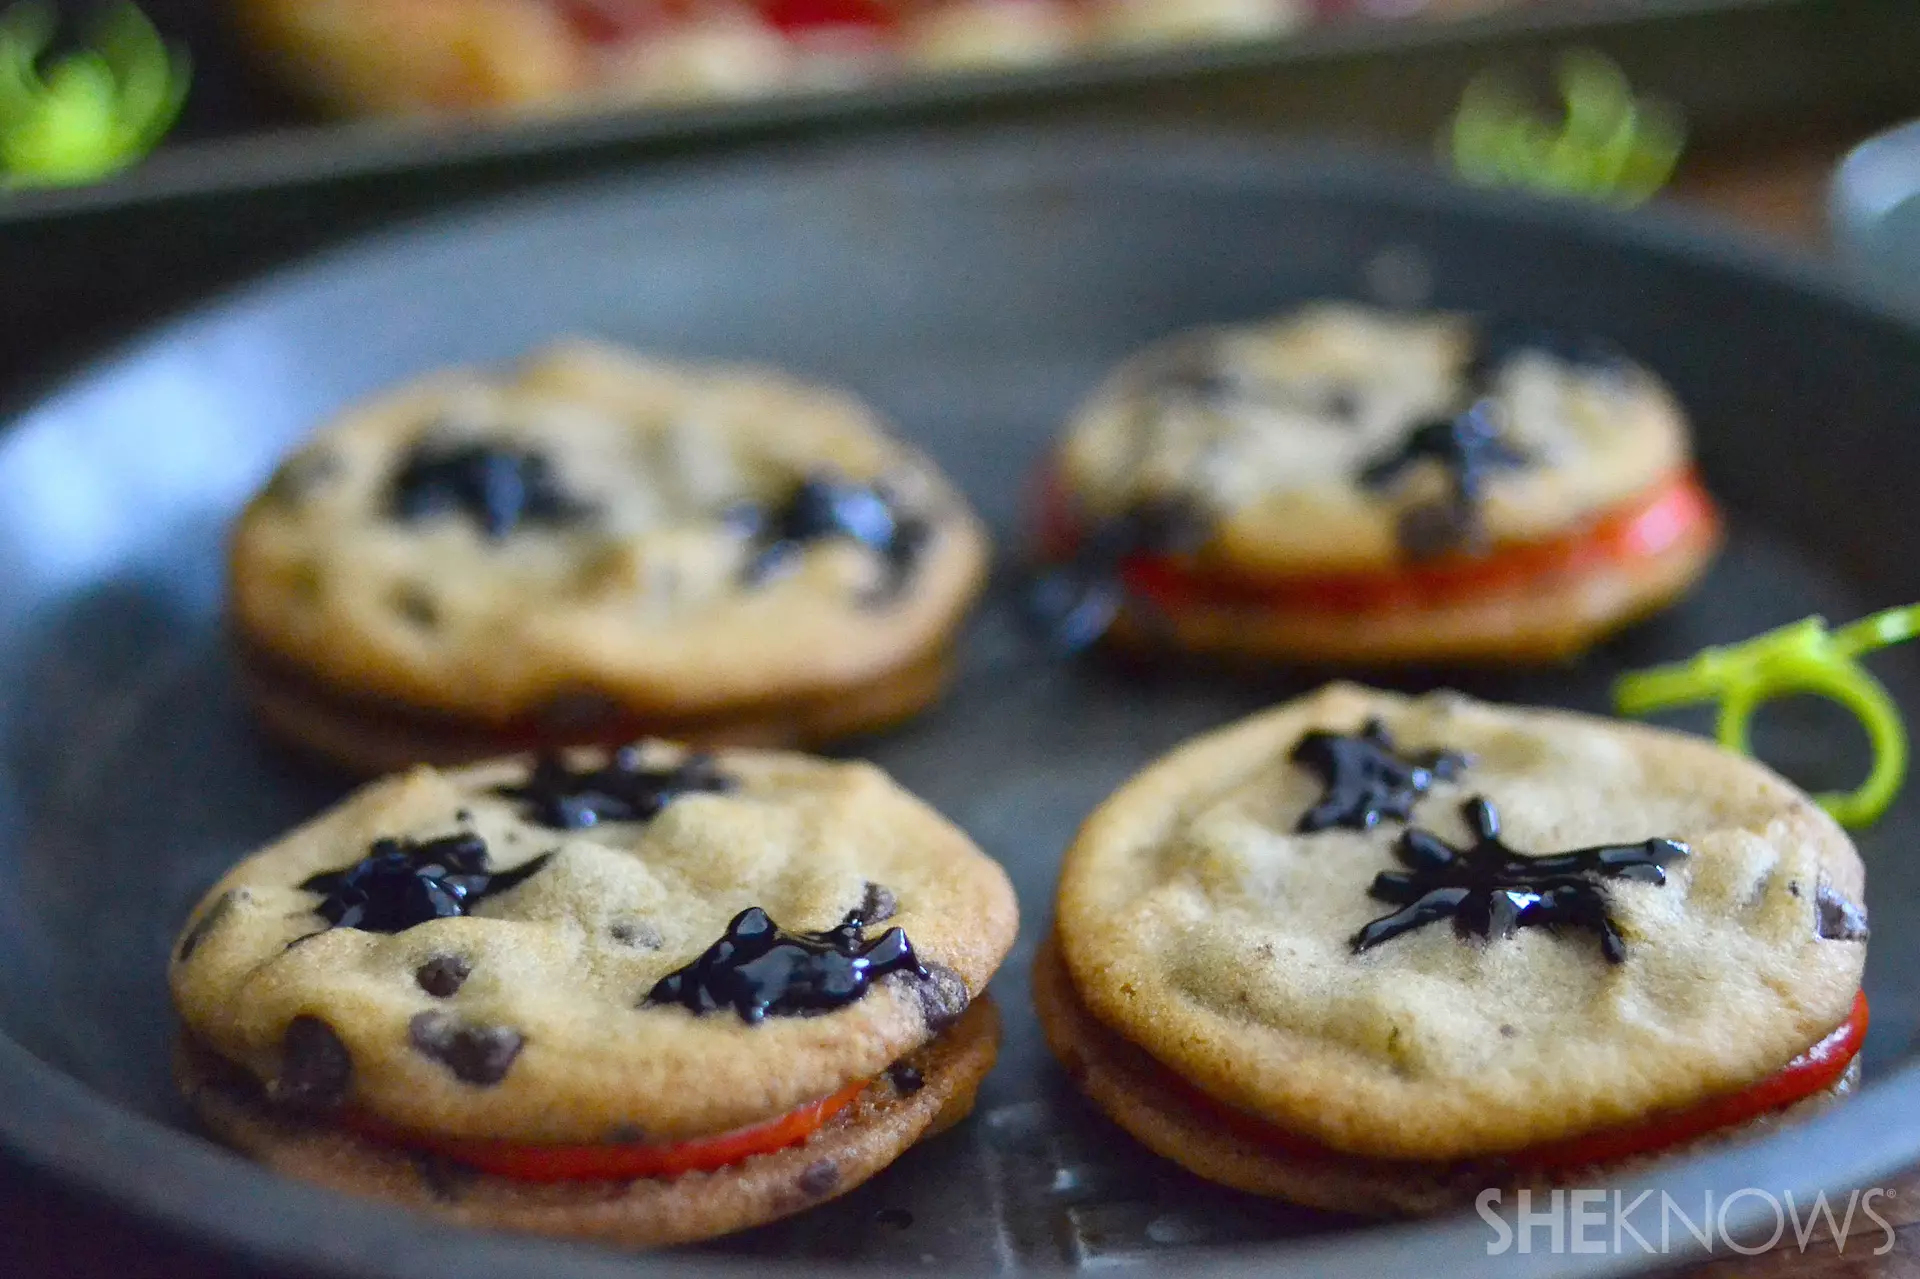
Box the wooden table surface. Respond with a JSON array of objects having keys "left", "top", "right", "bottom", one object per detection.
[{"left": 1665, "top": 132, "right": 1861, "bottom": 251}]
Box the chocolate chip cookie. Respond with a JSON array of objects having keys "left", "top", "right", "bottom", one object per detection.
[
  {"left": 172, "top": 741, "right": 1018, "bottom": 1245},
  {"left": 1039, "top": 683, "right": 1867, "bottom": 1214},
  {"left": 231, "top": 341, "right": 989, "bottom": 772},
  {"left": 1030, "top": 303, "right": 1720, "bottom": 660}
]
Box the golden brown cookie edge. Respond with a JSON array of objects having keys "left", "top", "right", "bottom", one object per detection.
[
  {"left": 179, "top": 997, "right": 1000, "bottom": 1247},
  {"left": 1034, "top": 936, "right": 1858, "bottom": 1217}
]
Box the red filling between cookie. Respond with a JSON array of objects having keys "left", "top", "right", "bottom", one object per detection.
[
  {"left": 556, "top": 0, "right": 1090, "bottom": 46},
  {"left": 556, "top": 0, "right": 898, "bottom": 45},
  {"left": 1037, "top": 466, "right": 1720, "bottom": 618},
  {"left": 341, "top": 1078, "right": 869, "bottom": 1183},
  {"left": 1184, "top": 991, "right": 1868, "bottom": 1171}
]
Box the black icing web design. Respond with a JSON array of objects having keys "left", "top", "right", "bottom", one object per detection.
[
  {"left": 494, "top": 747, "right": 736, "bottom": 830},
  {"left": 646, "top": 905, "right": 926, "bottom": 1024},
  {"left": 1358, "top": 400, "right": 1530, "bottom": 558},
  {"left": 1290, "top": 718, "right": 1466, "bottom": 834},
  {"left": 389, "top": 440, "right": 592, "bottom": 540},
  {"left": 1351, "top": 797, "right": 1689, "bottom": 964},
  {"left": 299, "top": 833, "right": 552, "bottom": 934}
]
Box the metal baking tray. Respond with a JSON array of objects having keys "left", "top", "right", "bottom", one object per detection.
[
  {"left": 105, "top": 0, "right": 1920, "bottom": 204},
  {"left": 3, "top": 129, "right": 1919, "bottom": 1279},
  {"left": 4, "top": 0, "right": 1917, "bottom": 403}
]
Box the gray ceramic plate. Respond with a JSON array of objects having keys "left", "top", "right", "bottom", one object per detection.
[{"left": 2, "top": 130, "right": 1919, "bottom": 1279}]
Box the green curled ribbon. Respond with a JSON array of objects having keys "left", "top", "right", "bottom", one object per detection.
[
  {"left": 0, "top": 1, "right": 188, "bottom": 189},
  {"left": 1613, "top": 606, "right": 1920, "bottom": 828},
  {"left": 1445, "top": 49, "right": 1684, "bottom": 208}
]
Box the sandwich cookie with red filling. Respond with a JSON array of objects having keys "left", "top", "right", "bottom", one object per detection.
[
  {"left": 236, "top": 0, "right": 1307, "bottom": 119},
  {"left": 1038, "top": 683, "right": 1868, "bottom": 1215},
  {"left": 232, "top": 341, "right": 989, "bottom": 773},
  {"left": 1031, "top": 303, "right": 1721, "bottom": 661},
  {"left": 171, "top": 742, "right": 1017, "bottom": 1244}
]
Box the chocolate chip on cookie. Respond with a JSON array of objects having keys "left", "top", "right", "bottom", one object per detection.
[
  {"left": 1815, "top": 878, "right": 1870, "bottom": 941},
  {"left": 854, "top": 881, "right": 897, "bottom": 925},
  {"left": 909, "top": 963, "right": 970, "bottom": 1033},
  {"left": 885, "top": 1063, "right": 924, "bottom": 1096},
  {"left": 796, "top": 1159, "right": 840, "bottom": 1198},
  {"left": 408, "top": 1012, "right": 524, "bottom": 1086},
  {"left": 271, "top": 1017, "right": 353, "bottom": 1113},
  {"left": 415, "top": 954, "right": 471, "bottom": 998}
]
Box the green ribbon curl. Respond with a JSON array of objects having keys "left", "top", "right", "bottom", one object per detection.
[
  {"left": 0, "top": 2, "right": 187, "bottom": 189},
  {"left": 1614, "top": 606, "right": 1920, "bottom": 828}
]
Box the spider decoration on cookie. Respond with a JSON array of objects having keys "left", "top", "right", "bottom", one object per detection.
[
  {"left": 1291, "top": 718, "right": 1467, "bottom": 833},
  {"left": 1359, "top": 400, "right": 1530, "bottom": 558},
  {"left": 494, "top": 747, "right": 736, "bottom": 830},
  {"left": 1350, "top": 797, "right": 1688, "bottom": 964},
  {"left": 1026, "top": 493, "right": 1212, "bottom": 652},
  {"left": 300, "top": 833, "right": 552, "bottom": 934},
  {"left": 731, "top": 473, "right": 931, "bottom": 600},
  {"left": 389, "top": 439, "right": 593, "bottom": 540},
  {"left": 647, "top": 905, "right": 926, "bottom": 1024}
]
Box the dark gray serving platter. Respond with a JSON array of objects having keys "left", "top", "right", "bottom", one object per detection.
[{"left": 3, "top": 129, "right": 1920, "bottom": 1279}]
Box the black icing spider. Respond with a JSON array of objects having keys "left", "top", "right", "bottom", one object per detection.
[
  {"left": 1290, "top": 718, "right": 1466, "bottom": 834},
  {"left": 300, "top": 833, "right": 551, "bottom": 934},
  {"left": 1350, "top": 797, "right": 1688, "bottom": 964},
  {"left": 731, "top": 474, "right": 930, "bottom": 599},
  {"left": 646, "top": 906, "right": 925, "bottom": 1024},
  {"left": 1024, "top": 495, "right": 1211, "bottom": 653},
  {"left": 389, "top": 440, "right": 591, "bottom": 540},
  {"left": 494, "top": 748, "right": 735, "bottom": 830},
  {"left": 1358, "top": 400, "right": 1530, "bottom": 558}
]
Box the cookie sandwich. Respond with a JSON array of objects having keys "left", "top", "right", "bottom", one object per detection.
[
  {"left": 237, "top": 0, "right": 1307, "bottom": 119},
  {"left": 171, "top": 742, "right": 1018, "bottom": 1245},
  {"left": 1031, "top": 302, "right": 1721, "bottom": 661},
  {"left": 1038, "top": 683, "right": 1867, "bottom": 1215},
  {"left": 232, "top": 341, "right": 989, "bottom": 772}
]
